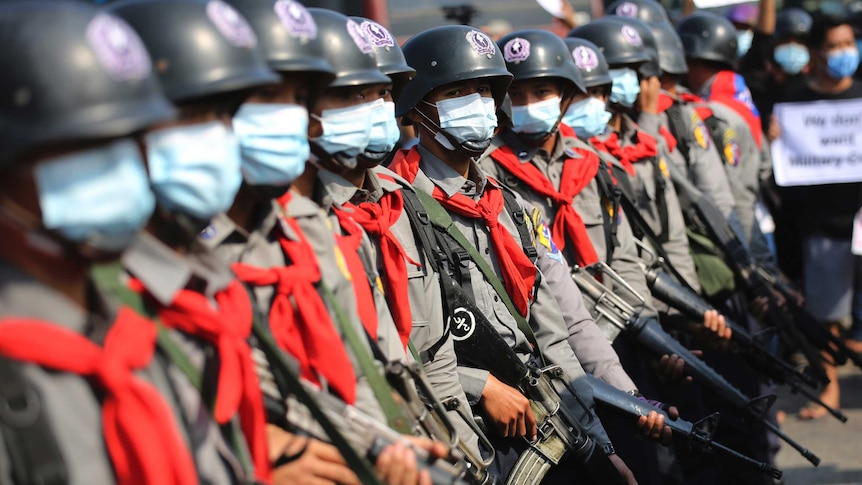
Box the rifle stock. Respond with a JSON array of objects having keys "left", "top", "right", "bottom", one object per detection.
[{"left": 585, "top": 375, "right": 783, "bottom": 480}]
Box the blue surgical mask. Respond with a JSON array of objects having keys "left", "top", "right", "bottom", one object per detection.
[
  {"left": 233, "top": 103, "right": 310, "bottom": 186},
  {"left": 563, "top": 97, "right": 612, "bottom": 139},
  {"left": 312, "top": 101, "right": 375, "bottom": 158},
  {"left": 35, "top": 139, "right": 155, "bottom": 252},
  {"left": 737, "top": 29, "right": 754, "bottom": 57},
  {"left": 145, "top": 122, "right": 242, "bottom": 221},
  {"left": 609, "top": 68, "right": 641, "bottom": 107},
  {"left": 432, "top": 93, "right": 498, "bottom": 150},
  {"left": 510, "top": 96, "right": 562, "bottom": 134},
  {"left": 366, "top": 100, "right": 400, "bottom": 154},
  {"left": 826, "top": 47, "right": 860, "bottom": 80},
  {"left": 773, "top": 43, "right": 810, "bottom": 75}
]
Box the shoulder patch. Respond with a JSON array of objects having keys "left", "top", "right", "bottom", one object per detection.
[
  {"left": 530, "top": 208, "right": 563, "bottom": 264},
  {"left": 722, "top": 128, "right": 740, "bottom": 167},
  {"left": 691, "top": 111, "right": 710, "bottom": 150}
]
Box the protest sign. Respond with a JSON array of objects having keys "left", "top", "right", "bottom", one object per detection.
[
  {"left": 692, "top": 0, "right": 751, "bottom": 9},
  {"left": 771, "top": 98, "right": 862, "bottom": 186}
]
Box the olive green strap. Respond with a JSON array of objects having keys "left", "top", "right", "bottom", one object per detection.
[
  {"left": 413, "top": 190, "right": 544, "bottom": 360},
  {"left": 90, "top": 263, "right": 253, "bottom": 473},
  {"left": 318, "top": 283, "right": 413, "bottom": 434}
]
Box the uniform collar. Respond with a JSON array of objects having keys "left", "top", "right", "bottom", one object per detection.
[
  {"left": 499, "top": 129, "right": 584, "bottom": 162},
  {"left": 122, "top": 232, "right": 233, "bottom": 306},
  {"left": 416, "top": 144, "right": 489, "bottom": 198},
  {"left": 199, "top": 200, "right": 284, "bottom": 250}
]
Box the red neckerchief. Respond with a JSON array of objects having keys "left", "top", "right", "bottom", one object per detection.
[
  {"left": 0, "top": 308, "right": 198, "bottom": 485},
  {"left": 654, "top": 93, "right": 679, "bottom": 152},
  {"left": 232, "top": 202, "right": 357, "bottom": 405},
  {"left": 488, "top": 125, "right": 600, "bottom": 266},
  {"left": 390, "top": 147, "right": 537, "bottom": 316},
  {"left": 332, "top": 212, "right": 381, "bottom": 340},
  {"left": 335, "top": 181, "right": 419, "bottom": 350},
  {"left": 589, "top": 130, "right": 658, "bottom": 176},
  {"left": 128, "top": 278, "right": 270, "bottom": 482},
  {"left": 705, "top": 70, "right": 763, "bottom": 148}
]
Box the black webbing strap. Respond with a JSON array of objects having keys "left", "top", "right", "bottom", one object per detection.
[
  {"left": 665, "top": 102, "right": 693, "bottom": 167},
  {"left": 0, "top": 357, "right": 68, "bottom": 485},
  {"left": 594, "top": 160, "right": 621, "bottom": 262},
  {"left": 500, "top": 187, "right": 539, "bottom": 263}
]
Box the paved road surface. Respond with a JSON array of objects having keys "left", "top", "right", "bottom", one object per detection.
[{"left": 775, "top": 363, "right": 862, "bottom": 485}]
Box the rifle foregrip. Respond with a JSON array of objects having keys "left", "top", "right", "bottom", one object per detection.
[
  {"left": 631, "top": 317, "right": 753, "bottom": 410},
  {"left": 586, "top": 375, "right": 694, "bottom": 437},
  {"left": 368, "top": 438, "right": 469, "bottom": 485}
]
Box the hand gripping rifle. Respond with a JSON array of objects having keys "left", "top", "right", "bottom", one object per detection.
[
  {"left": 572, "top": 262, "right": 822, "bottom": 466},
  {"left": 663, "top": 160, "right": 831, "bottom": 384},
  {"left": 386, "top": 360, "right": 498, "bottom": 485},
  {"left": 250, "top": 318, "right": 470, "bottom": 485},
  {"left": 641, "top": 259, "right": 847, "bottom": 424},
  {"left": 440, "top": 273, "right": 626, "bottom": 485},
  {"left": 585, "top": 375, "right": 783, "bottom": 480}
]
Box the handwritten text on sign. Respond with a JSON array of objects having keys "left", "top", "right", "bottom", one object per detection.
[{"left": 772, "top": 99, "right": 862, "bottom": 186}]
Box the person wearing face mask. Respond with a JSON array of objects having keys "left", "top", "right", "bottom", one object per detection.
[
  {"left": 203, "top": 2, "right": 446, "bottom": 484},
  {"left": 309, "top": 17, "right": 492, "bottom": 477},
  {"left": 390, "top": 24, "right": 639, "bottom": 485},
  {"left": 0, "top": 2, "right": 204, "bottom": 484},
  {"left": 569, "top": 18, "right": 701, "bottom": 297},
  {"left": 725, "top": 3, "right": 759, "bottom": 63},
  {"left": 477, "top": 30, "right": 689, "bottom": 485},
  {"left": 777, "top": 14, "right": 862, "bottom": 421},
  {"left": 99, "top": 1, "right": 280, "bottom": 483}
]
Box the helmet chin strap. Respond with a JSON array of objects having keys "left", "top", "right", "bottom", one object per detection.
[{"left": 412, "top": 105, "right": 490, "bottom": 156}]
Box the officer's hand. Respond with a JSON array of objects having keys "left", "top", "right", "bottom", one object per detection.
[
  {"left": 267, "top": 425, "right": 361, "bottom": 485},
  {"left": 375, "top": 437, "right": 448, "bottom": 485},
  {"left": 748, "top": 296, "right": 769, "bottom": 320},
  {"left": 654, "top": 351, "right": 702, "bottom": 384},
  {"left": 699, "top": 309, "right": 732, "bottom": 349},
  {"left": 480, "top": 374, "right": 538, "bottom": 440},
  {"left": 608, "top": 453, "right": 639, "bottom": 485},
  {"left": 635, "top": 405, "right": 678, "bottom": 446},
  {"left": 638, "top": 77, "right": 660, "bottom": 115}
]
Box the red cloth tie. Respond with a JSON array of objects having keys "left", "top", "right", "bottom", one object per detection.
[
  {"left": 336, "top": 188, "right": 419, "bottom": 350},
  {"left": 488, "top": 125, "right": 600, "bottom": 266},
  {"left": 0, "top": 308, "right": 199, "bottom": 485},
  {"left": 589, "top": 131, "right": 658, "bottom": 176},
  {"left": 231, "top": 217, "right": 357, "bottom": 405},
  {"left": 332, "top": 214, "right": 382, "bottom": 340}
]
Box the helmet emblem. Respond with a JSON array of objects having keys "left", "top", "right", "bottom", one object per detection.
[
  {"left": 346, "top": 19, "right": 374, "bottom": 54},
  {"left": 360, "top": 21, "right": 395, "bottom": 48},
  {"left": 621, "top": 25, "right": 642, "bottom": 46},
  {"left": 503, "top": 37, "right": 530, "bottom": 62},
  {"left": 86, "top": 14, "right": 151, "bottom": 81},
  {"left": 466, "top": 30, "right": 495, "bottom": 56},
  {"left": 207, "top": 0, "right": 257, "bottom": 48},
  {"left": 616, "top": 2, "right": 639, "bottom": 18},
  {"left": 572, "top": 46, "right": 599, "bottom": 70},
  {"left": 274, "top": 0, "right": 317, "bottom": 40}
]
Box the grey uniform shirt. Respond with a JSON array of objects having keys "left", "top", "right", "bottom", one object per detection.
[
  {"left": 318, "top": 165, "right": 482, "bottom": 459},
  {"left": 412, "top": 145, "right": 611, "bottom": 447},
  {"left": 599, "top": 115, "right": 700, "bottom": 292},
  {"left": 637, "top": 98, "right": 737, "bottom": 219},
  {"left": 477, "top": 131, "right": 637, "bottom": 392},
  {"left": 0, "top": 260, "right": 222, "bottom": 484},
  {"left": 201, "top": 198, "right": 386, "bottom": 423},
  {"left": 120, "top": 232, "right": 253, "bottom": 484},
  {"left": 316, "top": 170, "right": 407, "bottom": 363}
]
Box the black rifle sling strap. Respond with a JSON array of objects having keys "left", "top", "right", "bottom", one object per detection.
[
  {"left": 500, "top": 187, "right": 539, "bottom": 264},
  {"left": 413, "top": 189, "right": 547, "bottom": 366},
  {"left": 664, "top": 102, "right": 693, "bottom": 167},
  {"left": 0, "top": 357, "right": 68, "bottom": 485},
  {"left": 594, "top": 159, "right": 621, "bottom": 262}
]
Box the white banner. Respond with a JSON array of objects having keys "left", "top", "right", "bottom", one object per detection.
[
  {"left": 771, "top": 98, "right": 862, "bottom": 187},
  {"left": 692, "top": 0, "right": 751, "bottom": 9}
]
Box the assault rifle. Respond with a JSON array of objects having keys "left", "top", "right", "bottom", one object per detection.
[
  {"left": 585, "top": 375, "right": 783, "bottom": 480},
  {"left": 441, "top": 273, "right": 626, "bottom": 485},
  {"left": 572, "top": 262, "right": 821, "bottom": 466}
]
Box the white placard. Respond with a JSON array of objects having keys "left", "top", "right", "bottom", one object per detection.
[{"left": 771, "top": 98, "right": 862, "bottom": 187}]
